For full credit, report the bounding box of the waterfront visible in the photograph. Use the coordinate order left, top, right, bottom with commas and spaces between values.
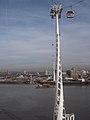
0, 84, 90, 120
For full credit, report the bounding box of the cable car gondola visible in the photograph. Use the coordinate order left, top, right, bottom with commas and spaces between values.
66, 6, 74, 18
66, 10, 74, 18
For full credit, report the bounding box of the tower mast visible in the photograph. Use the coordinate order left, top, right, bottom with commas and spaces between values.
50, 2, 75, 120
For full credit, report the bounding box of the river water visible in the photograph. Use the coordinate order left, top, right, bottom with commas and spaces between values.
0, 84, 90, 120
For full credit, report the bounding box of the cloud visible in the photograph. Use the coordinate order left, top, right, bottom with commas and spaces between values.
0, 0, 90, 71
60, 23, 90, 69
0, 25, 52, 69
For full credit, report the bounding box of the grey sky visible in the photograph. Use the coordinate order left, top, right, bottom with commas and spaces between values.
0, 0, 90, 71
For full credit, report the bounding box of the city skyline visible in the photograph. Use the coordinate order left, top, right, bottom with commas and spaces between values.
0, 0, 90, 71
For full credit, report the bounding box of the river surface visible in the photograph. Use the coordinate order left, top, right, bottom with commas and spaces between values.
0, 84, 90, 120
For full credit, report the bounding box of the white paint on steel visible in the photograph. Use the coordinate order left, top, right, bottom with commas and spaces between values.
50, 3, 75, 120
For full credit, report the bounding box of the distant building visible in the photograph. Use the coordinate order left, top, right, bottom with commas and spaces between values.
65, 77, 73, 81
45, 70, 51, 76
17, 75, 24, 79
66, 68, 89, 79
24, 70, 27, 74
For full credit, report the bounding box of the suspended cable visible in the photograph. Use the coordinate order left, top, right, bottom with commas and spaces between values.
5, 0, 8, 25
63, 0, 85, 9
51, 18, 55, 80
51, 0, 54, 5
79, 0, 90, 8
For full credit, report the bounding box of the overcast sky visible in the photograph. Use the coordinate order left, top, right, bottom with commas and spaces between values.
0, 0, 90, 71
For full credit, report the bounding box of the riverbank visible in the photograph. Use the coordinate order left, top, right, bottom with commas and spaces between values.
0, 79, 27, 84
0, 79, 90, 86
63, 80, 90, 85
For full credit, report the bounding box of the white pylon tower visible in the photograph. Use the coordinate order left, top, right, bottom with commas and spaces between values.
50, 2, 75, 120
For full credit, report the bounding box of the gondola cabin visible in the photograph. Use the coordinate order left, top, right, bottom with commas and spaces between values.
66, 10, 74, 18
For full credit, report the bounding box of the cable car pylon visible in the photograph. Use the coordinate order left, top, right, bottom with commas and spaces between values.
50, 2, 75, 120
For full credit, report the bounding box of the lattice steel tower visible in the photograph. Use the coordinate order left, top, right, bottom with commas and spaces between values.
50, 2, 75, 120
